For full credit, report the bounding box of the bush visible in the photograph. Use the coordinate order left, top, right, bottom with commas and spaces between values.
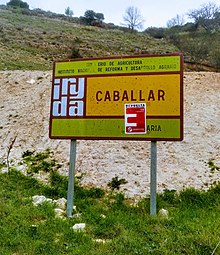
21, 149, 60, 175
145, 27, 166, 39
69, 45, 82, 59
179, 188, 208, 207
107, 176, 128, 191
7, 0, 29, 9
210, 46, 220, 71
80, 10, 104, 26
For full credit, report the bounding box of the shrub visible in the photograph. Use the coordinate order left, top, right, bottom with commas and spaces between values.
145, 27, 166, 39
210, 47, 220, 71
7, 0, 29, 9
69, 45, 82, 59
21, 149, 60, 175
80, 10, 104, 26
179, 188, 208, 207
107, 176, 128, 190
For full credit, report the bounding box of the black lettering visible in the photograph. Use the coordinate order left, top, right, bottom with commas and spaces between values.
131, 90, 137, 101
113, 90, 120, 101
104, 91, 111, 101
131, 66, 141, 71
122, 91, 129, 101
148, 90, 155, 101
147, 125, 162, 132
98, 62, 106, 66
139, 90, 145, 101
158, 90, 165, 101
96, 91, 102, 101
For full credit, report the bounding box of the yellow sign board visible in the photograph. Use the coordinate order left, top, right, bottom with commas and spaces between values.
49, 53, 183, 141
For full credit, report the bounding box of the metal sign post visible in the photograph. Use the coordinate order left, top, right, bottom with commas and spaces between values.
66, 139, 77, 217
150, 141, 157, 215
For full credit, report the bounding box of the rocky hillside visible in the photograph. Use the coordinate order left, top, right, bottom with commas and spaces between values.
0, 70, 219, 198
0, 7, 219, 198
0, 8, 177, 70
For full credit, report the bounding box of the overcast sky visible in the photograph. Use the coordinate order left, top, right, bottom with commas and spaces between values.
1, 0, 220, 28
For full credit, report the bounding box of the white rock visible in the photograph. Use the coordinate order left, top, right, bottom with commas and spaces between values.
1, 167, 8, 173
54, 208, 65, 218
32, 195, 47, 206
55, 198, 67, 210
93, 238, 111, 243
16, 165, 26, 172
158, 208, 169, 218
72, 223, 86, 231
93, 239, 106, 243
32, 195, 53, 206
73, 213, 82, 218
26, 79, 35, 84
46, 198, 53, 203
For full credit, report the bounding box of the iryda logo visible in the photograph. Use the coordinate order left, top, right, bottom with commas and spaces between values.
52, 78, 85, 117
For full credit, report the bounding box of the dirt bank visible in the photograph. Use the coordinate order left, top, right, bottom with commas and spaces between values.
0, 70, 219, 197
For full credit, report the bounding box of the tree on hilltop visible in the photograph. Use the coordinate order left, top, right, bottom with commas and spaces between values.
65, 6, 73, 17
167, 14, 185, 28
94, 12, 104, 22
188, 2, 220, 31
7, 0, 29, 9
123, 6, 144, 31
80, 10, 105, 26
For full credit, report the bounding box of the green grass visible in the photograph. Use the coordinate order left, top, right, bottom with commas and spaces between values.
0, 8, 177, 70
1, 168, 220, 254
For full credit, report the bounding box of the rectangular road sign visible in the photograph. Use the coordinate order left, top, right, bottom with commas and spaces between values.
49, 53, 183, 141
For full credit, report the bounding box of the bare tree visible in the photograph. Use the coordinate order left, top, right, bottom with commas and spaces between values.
123, 6, 144, 31
188, 2, 220, 31
167, 14, 185, 28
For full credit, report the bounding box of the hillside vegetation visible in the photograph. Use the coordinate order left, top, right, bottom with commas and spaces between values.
1, 4, 220, 71
145, 25, 220, 71
0, 8, 177, 70
1, 165, 220, 255
1, 2, 220, 71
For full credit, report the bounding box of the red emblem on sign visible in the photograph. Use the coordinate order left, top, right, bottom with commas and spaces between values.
125, 103, 146, 134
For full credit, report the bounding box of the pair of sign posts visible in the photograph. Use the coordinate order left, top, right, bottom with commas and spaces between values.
49, 53, 184, 216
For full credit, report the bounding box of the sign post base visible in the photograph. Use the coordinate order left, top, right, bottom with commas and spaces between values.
150, 141, 157, 216
66, 139, 77, 218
